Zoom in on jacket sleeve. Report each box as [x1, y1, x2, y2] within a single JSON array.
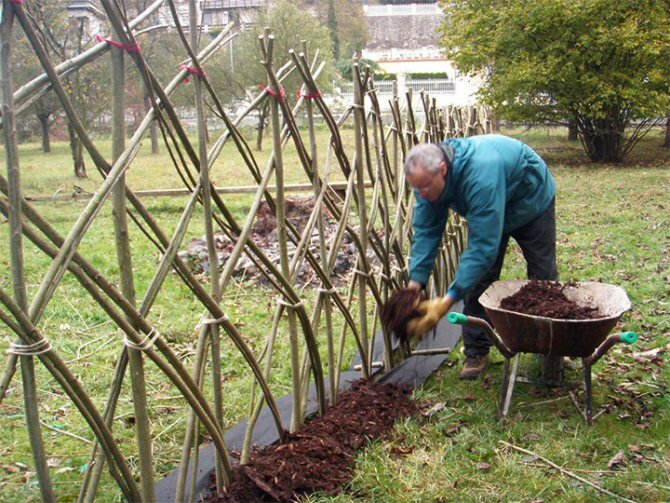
[[408, 192, 450, 286], [447, 172, 505, 301]]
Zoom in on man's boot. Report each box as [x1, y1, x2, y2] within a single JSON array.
[[459, 354, 488, 380]]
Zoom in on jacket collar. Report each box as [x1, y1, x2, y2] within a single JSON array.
[[434, 142, 456, 204]]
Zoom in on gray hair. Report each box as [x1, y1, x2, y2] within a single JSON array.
[[404, 143, 444, 176]]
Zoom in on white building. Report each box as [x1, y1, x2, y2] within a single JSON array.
[[66, 0, 106, 35], [67, 0, 265, 34], [361, 3, 481, 107], [156, 0, 267, 30]]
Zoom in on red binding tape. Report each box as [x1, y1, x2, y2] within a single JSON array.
[[258, 84, 285, 101], [95, 35, 140, 53], [297, 89, 321, 99], [179, 65, 206, 83]]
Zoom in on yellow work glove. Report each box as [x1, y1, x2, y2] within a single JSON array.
[[406, 297, 450, 338]]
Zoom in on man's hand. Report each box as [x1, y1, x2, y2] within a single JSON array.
[[406, 294, 456, 338], [408, 280, 422, 291]]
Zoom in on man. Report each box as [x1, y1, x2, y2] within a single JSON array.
[[405, 135, 557, 379]]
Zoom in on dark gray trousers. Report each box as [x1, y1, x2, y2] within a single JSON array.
[[462, 198, 558, 358]]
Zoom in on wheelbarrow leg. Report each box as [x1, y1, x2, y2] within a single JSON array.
[[498, 354, 520, 418], [497, 358, 510, 418], [582, 359, 593, 426]]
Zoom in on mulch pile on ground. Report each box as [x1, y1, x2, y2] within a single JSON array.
[[500, 280, 603, 319], [206, 379, 419, 502]]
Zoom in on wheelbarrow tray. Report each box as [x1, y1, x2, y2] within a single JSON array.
[[479, 280, 631, 357]]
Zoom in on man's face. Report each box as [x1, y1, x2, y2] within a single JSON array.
[[407, 161, 446, 202]]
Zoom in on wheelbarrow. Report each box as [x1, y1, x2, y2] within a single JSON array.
[[447, 280, 637, 424]]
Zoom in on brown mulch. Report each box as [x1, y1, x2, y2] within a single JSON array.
[[207, 379, 419, 502], [380, 288, 423, 345], [500, 280, 603, 319]]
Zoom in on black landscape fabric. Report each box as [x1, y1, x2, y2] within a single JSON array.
[[154, 302, 462, 502]]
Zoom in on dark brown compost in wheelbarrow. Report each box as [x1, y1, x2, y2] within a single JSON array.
[[206, 379, 419, 502], [479, 280, 631, 357], [500, 280, 602, 319]]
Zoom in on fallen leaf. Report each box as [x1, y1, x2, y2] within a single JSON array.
[[631, 454, 646, 464], [55, 467, 75, 474], [46, 458, 60, 468], [389, 445, 414, 456], [421, 402, 446, 417], [522, 433, 540, 441], [444, 420, 465, 437], [608, 450, 627, 470], [462, 394, 476, 401], [0, 465, 19, 474], [477, 462, 492, 472], [19, 471, 34, 484]]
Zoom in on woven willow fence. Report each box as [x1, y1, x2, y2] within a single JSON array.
[[0, 1, 491, 500]]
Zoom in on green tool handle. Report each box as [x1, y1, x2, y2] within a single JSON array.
[[447, 312, 467, 325], [446, 312, 515, 358], [585, 331, 638, 366], [619, 331, 637, 344]]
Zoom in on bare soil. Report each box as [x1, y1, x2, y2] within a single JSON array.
[[179, 196, 363, 285], [206, 380, 419, 502], [500, 280, 602, 319]]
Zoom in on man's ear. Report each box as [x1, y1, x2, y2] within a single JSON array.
[[440, 160, 447, 176]]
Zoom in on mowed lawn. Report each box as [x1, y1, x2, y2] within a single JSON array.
[[0, 127, 668, 501]]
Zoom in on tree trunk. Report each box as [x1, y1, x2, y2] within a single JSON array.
[[663, 114, 670, 149], [578, 117, 624, 163], [567, 119, 578, 141], [38, 113, 51, 153], [68, 121, 87, 178], [144, 92, 159, 154], [256, 102, 268, 151]]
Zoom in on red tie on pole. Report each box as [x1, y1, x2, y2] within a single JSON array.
[[95, 35, 140, 53], [297, 89, 321, 99], [258, 84, 286, 101], [179, 65, 206, 83]]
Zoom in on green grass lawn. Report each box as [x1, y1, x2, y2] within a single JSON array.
[[0, 126, 668, 501], [310, 127, 670, 502]]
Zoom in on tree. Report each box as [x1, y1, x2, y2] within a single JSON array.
[[209, 0, 336, 150], [327, 0, 340, 61], [34, 94, 60, 153], [307, 0, 367, 61], [440, 0, 670, 162], [17, 0, 111, 177]]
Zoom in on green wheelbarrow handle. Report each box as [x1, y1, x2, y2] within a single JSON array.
[[446, 312, 515, 358], [447, 312, 468, 325]]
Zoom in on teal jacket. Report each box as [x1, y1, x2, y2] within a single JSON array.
[[409, 135, 556, 300]]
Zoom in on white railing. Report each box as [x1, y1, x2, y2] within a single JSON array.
[[363, 4, 442, 17], [203, 0, 266, 9], [338, 79, 455, 97], [363, 48, 444, 62], [406, 79, 456, 94]]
